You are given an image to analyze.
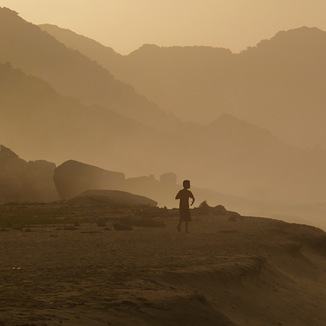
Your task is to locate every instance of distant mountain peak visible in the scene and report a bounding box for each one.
[0,145,19,159]
[245,26,326,54]
[275,26,325,36]
[128,44,162,56]
[0,8,180,131]
[270,26,326,44]
[0,7,18,15]
[129,43,232,57]
[139,44,160,50]
[40,23,121,57]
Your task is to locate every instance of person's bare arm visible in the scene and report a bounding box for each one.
[190,193,195,206]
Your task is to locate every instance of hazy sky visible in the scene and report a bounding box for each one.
[1,0,326,54]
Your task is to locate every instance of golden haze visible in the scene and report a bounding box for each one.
[0,0,326,53]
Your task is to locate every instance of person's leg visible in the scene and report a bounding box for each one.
[185,221,189,233]
[177,220,181,231]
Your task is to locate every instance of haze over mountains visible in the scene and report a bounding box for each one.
[1,7,326,226]
[41,24,326,149]
[2,57,326,206]
[2,5,326,326]
[0,8,178,132]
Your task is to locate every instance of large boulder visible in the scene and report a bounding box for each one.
[66,189,157,207]
[0,145,57,203]
[54,160,125,199]
[124,173,180,208]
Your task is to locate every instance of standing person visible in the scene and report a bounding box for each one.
[175,180,195,233]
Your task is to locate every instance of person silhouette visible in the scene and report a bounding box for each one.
[175,180,195,232]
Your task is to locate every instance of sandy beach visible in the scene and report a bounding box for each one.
[0,210,325,326]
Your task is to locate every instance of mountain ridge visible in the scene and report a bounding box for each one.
[2,8,326,224]
[41,23,326,148]
[0,7,179,131]
[2,59,326,207]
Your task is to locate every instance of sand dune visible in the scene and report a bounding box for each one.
[0,212,325,325]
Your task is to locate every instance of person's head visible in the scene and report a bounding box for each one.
[183,180,190,189]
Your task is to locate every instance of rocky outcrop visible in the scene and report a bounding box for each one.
[67,189,157,208]
[0,145,57,203]
[54,160,125,200]
[124,174,179,208]
[53,160,180,205]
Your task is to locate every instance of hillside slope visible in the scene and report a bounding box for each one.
[0,62,189,175]
[0,7,179,131]
[2,60,326,210]
[42,24,326,148]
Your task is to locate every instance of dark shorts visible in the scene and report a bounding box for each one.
[179,209,191,222]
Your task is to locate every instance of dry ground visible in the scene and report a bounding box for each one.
[0,210,325,325]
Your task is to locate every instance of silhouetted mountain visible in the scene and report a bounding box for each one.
[183,114,326,204]
[3,8,326,223]
[0,61,192,176]
[128,28,326,148]
[232,27,326,148]
[43,24,326,148]
[2,58,326,210]
[0,7,179,131]
[40,23,123,71]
